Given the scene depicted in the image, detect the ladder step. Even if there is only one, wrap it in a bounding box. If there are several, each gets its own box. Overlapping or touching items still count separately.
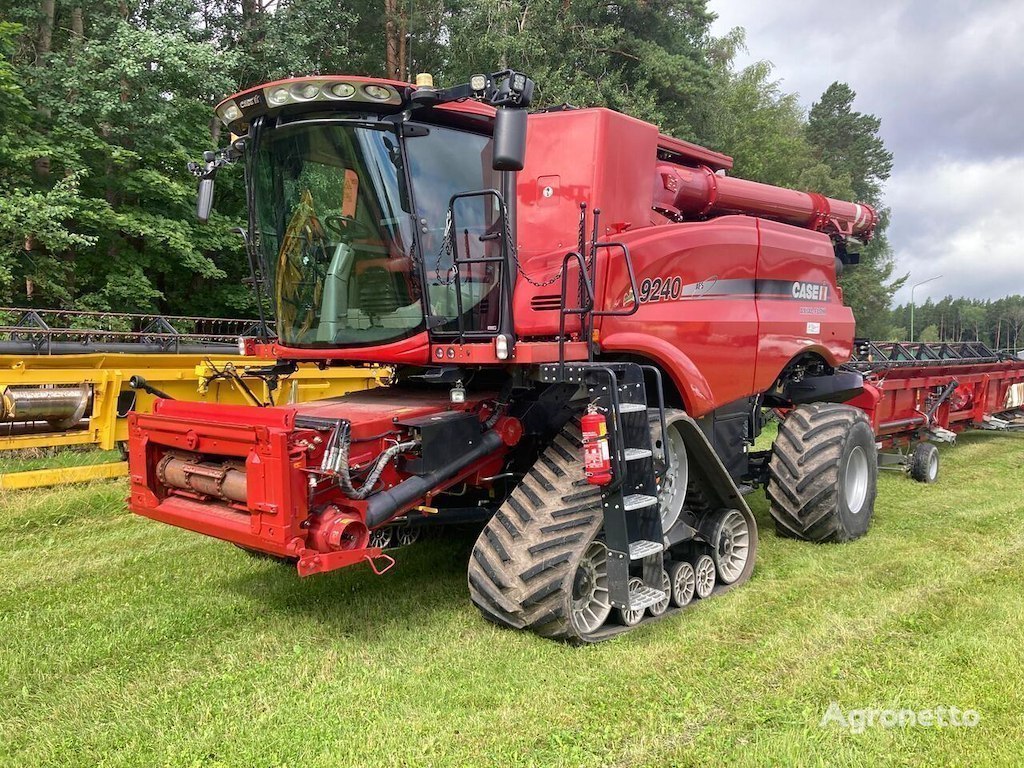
[628,539,664,560]
[623,493,658,511]
[623,448,653,461]
[618,402,646,413]
[629,586,667,612]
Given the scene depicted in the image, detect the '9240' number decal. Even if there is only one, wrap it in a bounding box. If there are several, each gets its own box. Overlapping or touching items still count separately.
[638,276,683,303]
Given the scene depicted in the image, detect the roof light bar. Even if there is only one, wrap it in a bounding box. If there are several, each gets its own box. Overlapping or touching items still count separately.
[215,77,406,131]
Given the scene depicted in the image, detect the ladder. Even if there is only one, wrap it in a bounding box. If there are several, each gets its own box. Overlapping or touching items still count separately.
[540,361,670,612]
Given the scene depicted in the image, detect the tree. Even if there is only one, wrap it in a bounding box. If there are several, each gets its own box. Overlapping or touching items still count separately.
[1,0,252,314]
[706,51,815,187]
[805,82,903,339]
[918,324,939,343]
[437,0,722,143]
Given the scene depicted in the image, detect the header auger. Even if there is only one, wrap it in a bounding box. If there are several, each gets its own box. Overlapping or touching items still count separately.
[126,70,1024,642]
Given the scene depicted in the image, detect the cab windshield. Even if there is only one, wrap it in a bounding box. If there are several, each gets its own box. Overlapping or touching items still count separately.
[253,120,500,348]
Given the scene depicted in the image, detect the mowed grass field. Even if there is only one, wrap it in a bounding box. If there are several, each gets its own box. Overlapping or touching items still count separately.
[1,432,1022,767]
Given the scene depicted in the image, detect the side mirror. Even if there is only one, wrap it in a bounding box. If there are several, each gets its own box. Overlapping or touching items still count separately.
[492,108,527,171]
[197,177,214,223]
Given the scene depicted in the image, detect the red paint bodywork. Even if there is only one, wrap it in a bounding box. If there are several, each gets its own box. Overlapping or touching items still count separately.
[129,389,509,575]
[847,361,1024,447]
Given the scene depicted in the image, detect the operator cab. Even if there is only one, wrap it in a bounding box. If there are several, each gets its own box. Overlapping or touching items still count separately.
[193,73,533,355]
[254,116,501,347]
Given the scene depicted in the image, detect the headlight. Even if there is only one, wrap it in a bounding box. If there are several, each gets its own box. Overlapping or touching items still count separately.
[330,82,355,98]
[268,87,290,105]
[292,82,320,100]
[220,102,241,122]
[363,84,392,101]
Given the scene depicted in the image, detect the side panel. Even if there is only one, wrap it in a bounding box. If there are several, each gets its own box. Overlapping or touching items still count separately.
[514,109,660,338]
[753,219,855,390]
[597,217,760,415]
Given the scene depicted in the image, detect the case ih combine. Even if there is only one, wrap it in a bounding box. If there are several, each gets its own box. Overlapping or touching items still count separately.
[127,71,1024,642]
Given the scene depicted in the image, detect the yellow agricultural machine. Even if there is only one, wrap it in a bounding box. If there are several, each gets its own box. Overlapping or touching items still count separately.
[0,308,384,489]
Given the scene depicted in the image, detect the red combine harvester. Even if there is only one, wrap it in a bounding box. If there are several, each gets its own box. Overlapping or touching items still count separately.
[128,71,1024,642]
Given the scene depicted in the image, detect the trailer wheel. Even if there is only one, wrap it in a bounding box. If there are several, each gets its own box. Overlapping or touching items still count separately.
[766,403,877,543]
[468,420,610,642]
[909,443,939,484]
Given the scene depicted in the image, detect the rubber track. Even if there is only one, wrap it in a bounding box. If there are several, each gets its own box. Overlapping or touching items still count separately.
[765,402,869,542]
[468,421,605,641]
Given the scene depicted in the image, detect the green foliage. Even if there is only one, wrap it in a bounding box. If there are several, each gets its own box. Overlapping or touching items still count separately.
[891,294,1024,349]
[0,0,984,340]
[918,323,939,342]
[804,83,904,338]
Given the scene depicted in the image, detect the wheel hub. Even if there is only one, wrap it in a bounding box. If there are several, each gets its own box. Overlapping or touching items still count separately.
[657,421,689,531]
[844,445,869,514]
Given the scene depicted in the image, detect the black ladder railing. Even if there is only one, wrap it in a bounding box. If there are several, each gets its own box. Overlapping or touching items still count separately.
[428,189,515,344]
[554,204,642,376]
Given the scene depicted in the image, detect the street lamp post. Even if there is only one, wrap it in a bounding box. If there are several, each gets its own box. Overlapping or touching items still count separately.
[910,275,942,342]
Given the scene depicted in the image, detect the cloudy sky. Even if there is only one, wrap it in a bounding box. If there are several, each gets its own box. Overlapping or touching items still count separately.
[710,0,1024,305]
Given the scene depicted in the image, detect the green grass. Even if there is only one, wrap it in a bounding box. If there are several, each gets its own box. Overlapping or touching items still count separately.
[1,433,1022,767]
[0,447,122,474]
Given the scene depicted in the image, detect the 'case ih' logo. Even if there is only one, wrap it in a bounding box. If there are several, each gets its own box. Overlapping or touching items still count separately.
[239,93,262,109]
[791,281,830,302]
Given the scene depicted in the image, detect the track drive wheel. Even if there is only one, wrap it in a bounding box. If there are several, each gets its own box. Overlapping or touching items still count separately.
[766,403,878,543]
[909,442,939,484]
[468,420,612,643]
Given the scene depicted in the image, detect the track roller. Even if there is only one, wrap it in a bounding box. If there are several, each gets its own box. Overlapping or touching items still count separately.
[693,554,716,599]
[648,570,671,617]
[702,508,753,585]
[394,524,421,547]
[618,578,647,626]
[668,560,695,607]
[368,527,394,550]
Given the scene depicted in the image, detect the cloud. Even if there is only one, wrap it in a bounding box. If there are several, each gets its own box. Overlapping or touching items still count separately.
[710,0,1024,303]
[887,157,1024,302]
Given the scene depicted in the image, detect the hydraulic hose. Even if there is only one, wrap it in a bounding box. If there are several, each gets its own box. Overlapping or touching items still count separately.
[320,419,415,500]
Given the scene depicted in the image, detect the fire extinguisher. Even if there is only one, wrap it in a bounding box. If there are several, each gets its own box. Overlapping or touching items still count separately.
[581,404,612,486]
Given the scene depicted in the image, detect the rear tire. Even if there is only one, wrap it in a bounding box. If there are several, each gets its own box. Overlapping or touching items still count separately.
[467,420,608,642]
[766,403,877,542]
[910,442,939,483]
